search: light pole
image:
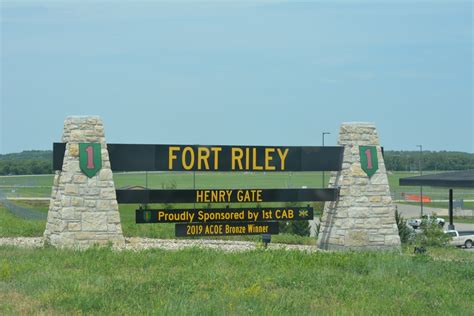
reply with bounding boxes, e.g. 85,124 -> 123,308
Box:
322,132 -> 331,187
416,145 -> 423,217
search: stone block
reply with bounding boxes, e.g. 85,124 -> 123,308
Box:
61,197 -> 72,207
53,174 -> 60,186
68,222 -> 81,231
82,212 -> 108,231
364,217 -> 383,227
340,219 -> 354,229
99,180 -> 115,188
87,178 -> 98,186
60,172 -> 74,184
61,207 -> 76,220
99,169 -> 113,181
348,207 -> 370,218
57,220 -> 68,232
71,197 -> 84,207
372,207 -> 391,215
75,232 -> 98,240
73,175 -> 88,183
97,200 -> 111,211
64,160 -> 80,173
369,196 -> 382,203
108,212 -> 121,223
355,178 -> 369,185
110,200 -> 118,210
107,224 -> 117,232
341,177 -> 355,186
84,200 -> 97,208
379,228 -> 397,235
370,173 -> 385,185
65,184 -> 78,195
369,234 -> 385,242
345,230 -> 369,246
351,165 -> 366,177
81,187 -> 101,196
101,188 -> 116,200
355,196 -> 369,204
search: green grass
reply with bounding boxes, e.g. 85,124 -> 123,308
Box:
0,174 -> 54,186
400,201 -> 474,211
0,246 -> 472,315
439,216 -> 474,224
2,171 -> 474,200
0,205 -> 46,237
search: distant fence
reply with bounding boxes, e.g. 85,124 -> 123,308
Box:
0,190 -> 47,220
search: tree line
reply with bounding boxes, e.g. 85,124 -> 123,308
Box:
0,151 -> 52,175
384,151 -> 474,171
0,150 -> 473,175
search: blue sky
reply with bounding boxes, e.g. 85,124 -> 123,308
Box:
1,1 -> 472,154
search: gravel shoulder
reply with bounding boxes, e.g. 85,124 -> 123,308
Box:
0,237 -> 319,252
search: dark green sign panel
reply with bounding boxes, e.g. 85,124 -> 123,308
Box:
175,222 -> 279,237
79,143 -> 102,178
359,146 -> 378,178
136,207 -> 313,224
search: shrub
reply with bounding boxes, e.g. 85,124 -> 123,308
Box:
278,202 -> 311,237
395,207 -> 412,243
414,220 -> 450,247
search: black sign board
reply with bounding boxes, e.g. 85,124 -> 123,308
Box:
53,143 -> 343,172
136,207 -> 313,223
52,141 -> 344,238
175,221 -> 279,237
117,188 -> 337,204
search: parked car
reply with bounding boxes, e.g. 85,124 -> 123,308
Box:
408,215 -> 445,229
445,230 -> 474,249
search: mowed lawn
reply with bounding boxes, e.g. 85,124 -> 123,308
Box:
1,246 -> 473,315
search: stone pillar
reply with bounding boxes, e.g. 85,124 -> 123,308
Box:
44,116 -> 125,248
317,122 -> 401,251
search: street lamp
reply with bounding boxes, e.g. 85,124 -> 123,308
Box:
322,132 -> 331,187
416,145 -> 423,217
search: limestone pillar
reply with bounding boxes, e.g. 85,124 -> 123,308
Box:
44,116 -> 125,248
317,122 -> 401,251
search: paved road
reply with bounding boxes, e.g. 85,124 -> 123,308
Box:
395,203 -> 474,231
6,197 -> 50,201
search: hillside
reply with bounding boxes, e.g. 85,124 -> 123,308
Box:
0,151 -> 52,175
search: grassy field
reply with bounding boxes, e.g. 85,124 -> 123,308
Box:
439,216 -> 474,225
0,204 -> 47,237
401,201 -> 474,210
1,246 -> 473,315
2,171 -> 474,201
